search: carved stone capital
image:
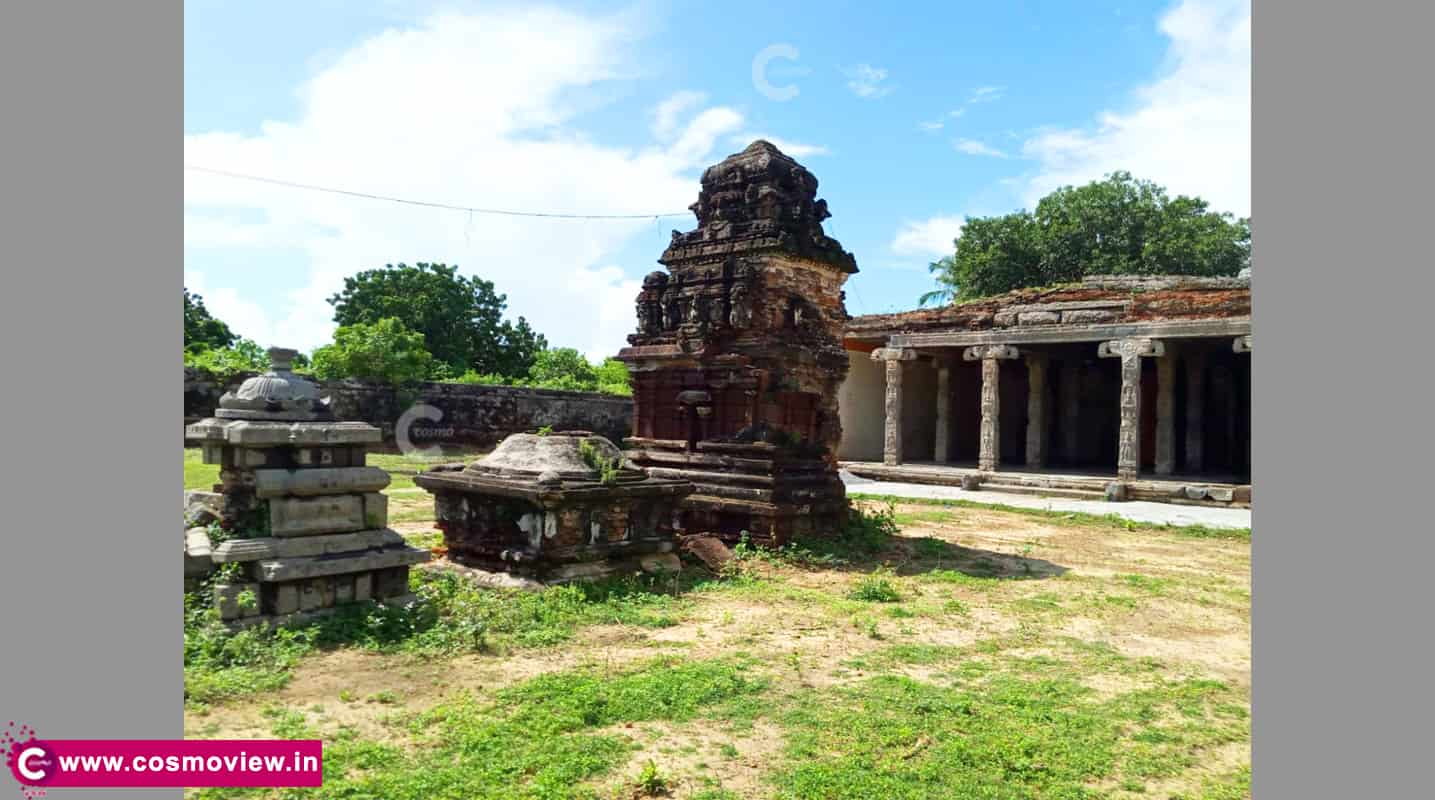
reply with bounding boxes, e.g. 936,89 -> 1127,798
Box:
871,347 -> 918,362
962,344 -> 1020,362
1097,338 -> 1165,359
1233,335 -> 1252,354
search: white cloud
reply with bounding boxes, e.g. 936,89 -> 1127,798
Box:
1019,0 -> 1250,216
954,139 -> 1010,158
969,86 -> 1005,103
729,133 -> 829,158
184,7 -> 746,359
891,215 -> 966,258
948,108 -> 967,119
844,64 -> 892,98
919,120 -> 944,132
651,90 -> 707,141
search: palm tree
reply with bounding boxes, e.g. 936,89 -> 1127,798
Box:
918,255 -> 959,307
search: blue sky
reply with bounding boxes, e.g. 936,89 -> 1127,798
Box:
184,0 -> 1250,360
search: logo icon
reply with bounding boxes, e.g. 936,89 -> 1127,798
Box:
4,723 -> 50,798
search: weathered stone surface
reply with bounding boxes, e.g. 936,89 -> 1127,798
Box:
680,534 -> 735,571
934,363 -> 951,463
213,529 -> 405,562
1025,354 -> 1048,468
960,473 -> 983,491
273,584 -> 300,615
253,467 -> 390,498
254,548 -> 430,582
1017,310 -> 1060,326
184,527 -> 213,577
1060,309 -> 1119,325
354,573 -> 372,602
268,495 -> 367,537
1155,352 -> 1177,475
962,346 -> 1018,472
1104,482 -> 1128,502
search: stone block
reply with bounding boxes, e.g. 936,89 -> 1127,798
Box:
993,311 -> 1017,327
640,552 -> 682,575
211,538 -> 278,563
335,577 -> 354,605
253,547 -> 429,582
320,578 -> 336,608
272,584 -> 300,616
1207,487 -> 1235,503
184,527 -> 213,578
1061,309 -> 1118,325
374,566 -> 413,598
1016,310 -> 1060,325
254,467 -> 391,498
299,580 -> 323,611
1184,486 -> 1210,500
1104,482 -> 1128,502
960,474 -> 983,491
221,421 -> 382,447
354,573 -> 372,602
268,495 -> 367,537
363,492 -> 389,529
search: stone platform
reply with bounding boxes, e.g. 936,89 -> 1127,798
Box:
840,460 -> 1250,508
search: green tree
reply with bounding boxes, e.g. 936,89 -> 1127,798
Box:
183,337 -> 268,378
184,287 -> 237,352
328,262 -> 547,377
924,172 -> 1250,303
308,318 -> 436,384
525,347 -> 598,391
594,358 -> 633,396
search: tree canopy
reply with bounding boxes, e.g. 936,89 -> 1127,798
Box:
183,287 -> 237,352
921,172 -> 1251,305
328,262 -> 547,378
308,318 -> 436,384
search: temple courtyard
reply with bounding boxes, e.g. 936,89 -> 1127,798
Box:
183,447 -> 1250,800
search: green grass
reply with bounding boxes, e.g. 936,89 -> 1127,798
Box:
197,657 -> 767,800
775,642 -> 1248,800
184,448 -> 220,492
851,492 -> 1252,541
184,569 -> 691,706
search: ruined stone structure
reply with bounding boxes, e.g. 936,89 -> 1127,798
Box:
840,276 -> 1251,506
617,140 -> 857,546
414,431 -> 692,582
185,348 -> 429,625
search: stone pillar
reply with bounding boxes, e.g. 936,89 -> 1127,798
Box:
1154,350 -> 1177,476
1184,351 -> 1206,474
934,361 -> 951,463
964,345 -> 1020,471
872,348 -> 917,465
1098,338 -> 1165,481
1025,353 -> 1049,469
1060,361 -> 1081,463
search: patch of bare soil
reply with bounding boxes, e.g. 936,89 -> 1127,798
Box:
592,719 -> 785,800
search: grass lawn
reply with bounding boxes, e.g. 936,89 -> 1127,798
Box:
183,451 -> 1250,799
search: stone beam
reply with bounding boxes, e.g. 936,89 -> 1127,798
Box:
889,317 -> 1249,350
1098,338 -> 1165,481
1025,353 -> 1049,468
872,347 -> 917,465
964,345 -> 1020,471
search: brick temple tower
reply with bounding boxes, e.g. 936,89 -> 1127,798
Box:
616,140 -> 858,546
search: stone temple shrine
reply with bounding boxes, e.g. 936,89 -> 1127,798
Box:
617,140 -> 857,546
185,348 -> 430,625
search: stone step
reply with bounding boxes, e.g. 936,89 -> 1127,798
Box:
970,483 -> 1109,502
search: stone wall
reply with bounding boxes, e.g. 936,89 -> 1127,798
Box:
184,367 -> 633,451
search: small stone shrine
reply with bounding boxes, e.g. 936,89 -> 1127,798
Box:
185,347 -> 429,625
616,140 -> 857,546
414,431 -> 692,582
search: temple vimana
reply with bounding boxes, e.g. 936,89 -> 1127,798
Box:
620,140 -> 1250,532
